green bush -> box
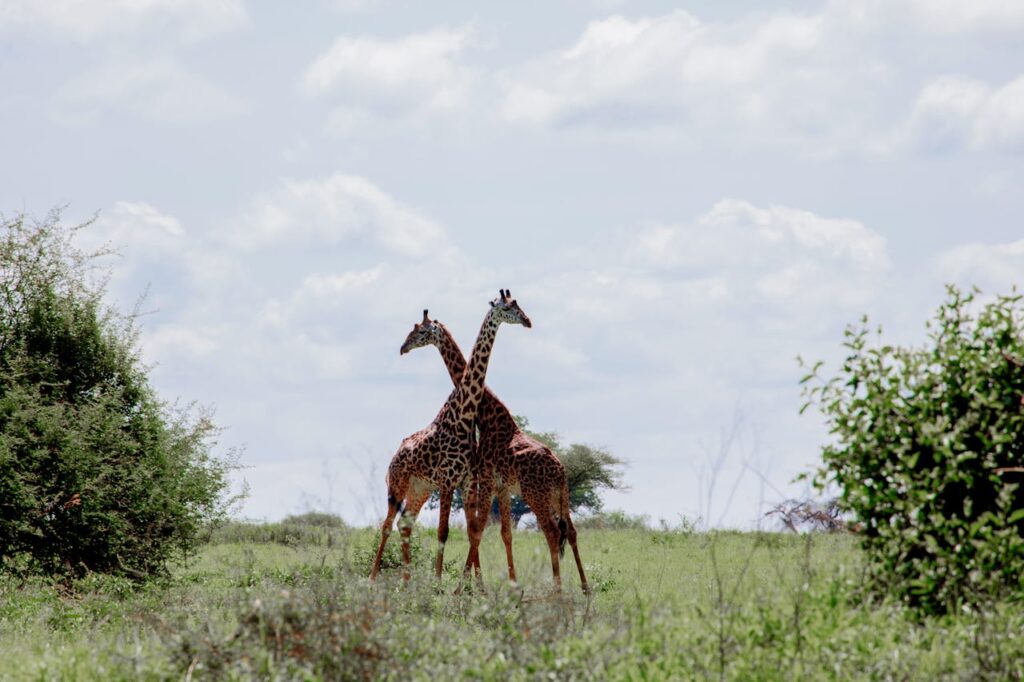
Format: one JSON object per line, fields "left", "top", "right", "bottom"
{"left": 282, "top": 511, "right": 346, "bottom": 528}
{"left": 207, "top": 519, "right": 346, "bottom": 547}
{"left": 801, "top": 286, "right": 1024, "bottom": 613}
{"left": 352, "top": 525, "right": 427, "bottom": 575}
{"left": 0, "top": 210, "right": 235, "bottom": 580}
{"left": 574, "top": 510, "right": 651, "bottom": 530}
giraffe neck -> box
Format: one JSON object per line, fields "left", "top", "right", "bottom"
{"left": 437, "top": 321, "right": 520, "bottom": 434}
{"left": 435, "top": 322, "right": 467, "bottom": 385}
{"left": 454, "top": 310, "right": 500, "bottom": 424}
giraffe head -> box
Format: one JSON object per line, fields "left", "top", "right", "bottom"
{"left": 400, "top": 309, "right": 445, "bottom": 355}
{"left": 489, "top": 288, "right": 532, "bottom": 328}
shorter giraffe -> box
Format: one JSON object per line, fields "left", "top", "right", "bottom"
{"left": 370, "top": 291, "right": 531, "bottom": 583}
{"left": 401, "top": 310, "right": 589, "bottom": 593}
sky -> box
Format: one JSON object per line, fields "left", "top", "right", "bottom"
{"left": 2, "top": 0, "right": 1023, "bottom": 528}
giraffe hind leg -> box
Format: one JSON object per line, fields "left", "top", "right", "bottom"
{"left": 434, "top": 488, "right": 453, "bottom": 580}
{"left": 563, "top": 514, "right": 588, "bottom": 595}
{"left": 524, "top": 492, "right": 561, "bottom": 591}
{"left": 370, "top": 482, "right": 408, "bottom": 581}
{"left": 556, "top": 482, "right": 588, "bottom": 594}
{"left": 398, "top": 488, "right": 431, "bottom": 582}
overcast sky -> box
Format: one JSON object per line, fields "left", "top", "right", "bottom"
{"left": 2, "top": 0, "right": 1023, "bottom": 527}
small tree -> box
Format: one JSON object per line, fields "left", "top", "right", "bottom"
{"left": 801, "top": 286, "right": 1024, "bottom": 614}
{"left": 1, "top": 209, "right": 236, "bottom": 580}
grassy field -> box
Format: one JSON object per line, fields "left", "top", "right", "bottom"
{"left": 1, "top": 520, "right": 1023, "bottom": 680}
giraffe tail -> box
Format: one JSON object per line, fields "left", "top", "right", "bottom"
{"left": 556, "top": 481, "right": 571, "bottom": 557}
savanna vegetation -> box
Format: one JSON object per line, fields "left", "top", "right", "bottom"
{"left": 3, "top": 519, "right": 1024, "bottom": 680}
{"left": 2, "top": 210, "right": 1024, "bottom": 679}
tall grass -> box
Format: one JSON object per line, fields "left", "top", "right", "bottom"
{"left": 1, "top": 522, "right": 1022, "bottom": 680}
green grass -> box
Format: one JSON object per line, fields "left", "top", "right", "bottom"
{"left": 1, "top": 523, "right": 1022, "bottom": 680}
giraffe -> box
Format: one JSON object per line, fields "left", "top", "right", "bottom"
{"left": 370, "top": 290, "right": 531, "bottom": 583}
{"left": 400, "top": 310, "right": 589, "bottom": 593}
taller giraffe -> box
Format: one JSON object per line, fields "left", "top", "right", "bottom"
{"left": 401, "top": 311, "right": 589, "bottom": 593}
{"left": 370, "top": 290, "right": 530, "bottom": 582}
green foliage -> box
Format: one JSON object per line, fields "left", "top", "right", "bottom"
{"left": 801, "top": 286, "right": 1024, "bottom": 614}
{"left": 559, "top": 442, "right": 628, "bottom": 513}
{"left": 0, "top": 209, "right": 235, "bottom": 580}
{"left": 351, "top": 525, "right": 428, "bottom": 574}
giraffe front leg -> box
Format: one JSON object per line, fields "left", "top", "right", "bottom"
{"left": 461, "top": 481, "right": 482, "bottom": 580}
{"left": 434, "top": 488, "right": 453, "bottom": 580}
{"left": 460, "top": 499, "right": 477, "bottom": 578}
{"left": 465, "top": 474, "right": 493, "bottom": 583}
{"left": 498, "top": 490, "right": 517, "bottom": 582}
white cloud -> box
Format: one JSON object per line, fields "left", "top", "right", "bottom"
{"left": 0, "top": 0, "right": 247, "bottom": 42}
{"left": 500, "top": 10, "right": 892, "bottom": 154}
{"left": 627, "top": 199, "right": 889, "bottom": 308}
{"left": 836, "top": 0, "right": 1024, "bottom": 35}
{"left": 228, "top": 173, "right": 448, "bottom": 257}
{"left": 144, "top": 324, "right": 223, "bottom": 361}
{"left": 499, "top": 5, "right": 1024, "bottom": 154}
{"left": 54, "top": 59, "right": 246, "bottom": 124}
{"left": 95, "top": 201, "right": 185, "bottom": 249}
{"left": 907, "top": 74, "right": 1024, "bottom": 152}
{"left": 938, "top": 239, "right": 1024, "bottom": 291}
{"left": 301, "top": 27, "right": 477, "bottom": 119}
{"left": 259, "top": 266, "right": 386, "bottom": 328}
{"left": 82, "top": 201, "right": 189, "bottom": 301}
{"left": 975, "top": 77, "right": 1024, "bottom": 150}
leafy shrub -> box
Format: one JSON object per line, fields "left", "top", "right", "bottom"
{"left": 282, "top": 511, "right": 346, "bottom": 528}
{"left": 801, "top": 286, "right": 1024, "bottom": 613}
{"left": 206, "top": 521, "right": 332, "bottom": 547}
{"left": 352, "top": 526, "right": 428, "bottom": 575}
{"left": 0, "top": 210, "right": 235, "bottom": 580}
{"left": 574, "top": 510, "right": 651, "bottom": 530}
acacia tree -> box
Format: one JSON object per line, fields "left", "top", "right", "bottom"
{"left": 0, "top": 209, "right": 236, "bottom": 579}
{"left": 801, "top": 286, "right": 1024, "bottom": 614}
